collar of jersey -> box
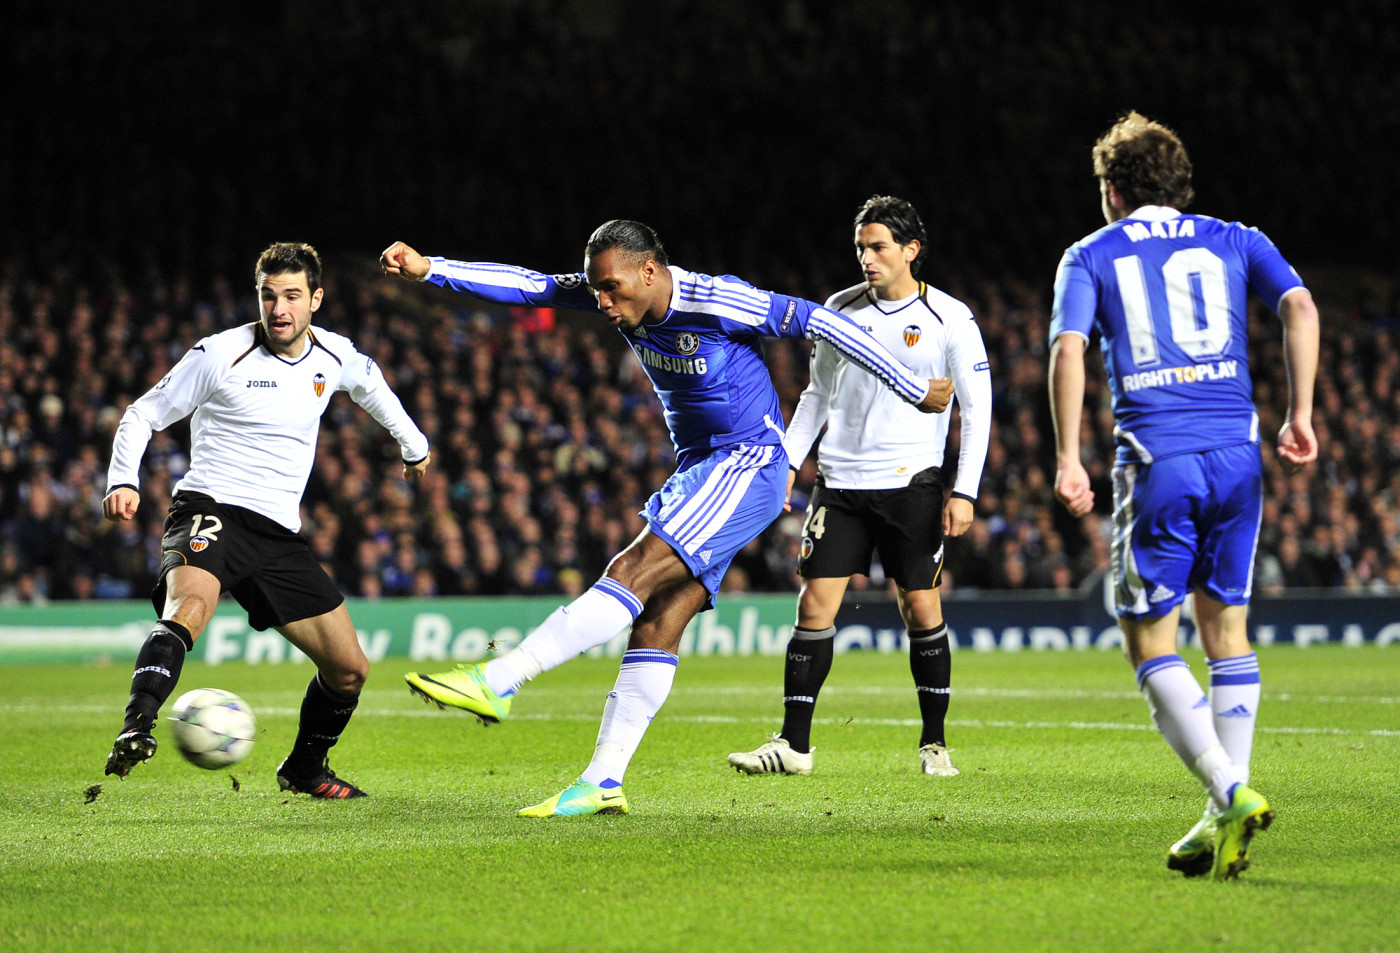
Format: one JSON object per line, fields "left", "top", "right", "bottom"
{"left": 648, "top": 264, "right": 689, "bottom": 327}
{"left": 1125, "top": 205, "right": 1182, "bottom": 222}
{"left": 864, "top": 285, "right": 923, "bottom": 315}
{"left": 258, "top": 324, "right": 319, "bottom": 365}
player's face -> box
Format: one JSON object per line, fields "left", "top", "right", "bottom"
{"left": 258, "top": 270, "right": 323, "bottom": 356}
{"left": 585, "top": 248, "right": 659, "bottom": 330}
{"left": 855, "top": 223, "right": 918, "bottom": 297}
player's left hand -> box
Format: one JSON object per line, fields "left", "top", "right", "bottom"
{"left": 1054, "top": 460, "right": 1094, "bottom": 517}
{"left": 1277, "top": 417, "right": 1317, "bottom": 474}
{"left": 403, "top": 453, "right": 431, "bottom": 480}
{"left": 943, "top": 496, "right": 973, "bottom": 537}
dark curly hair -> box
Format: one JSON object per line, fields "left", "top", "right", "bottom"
{"left": 853, "top": 195, "right": 928, "bottom": 276}
{"left": 1092, "top": 111, "right": 1195, "bottom": 210}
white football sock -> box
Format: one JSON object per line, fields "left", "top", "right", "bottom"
{"left": 1137, "top": 654, "right": 1236, "bottom": 808}
{"left": 1208, "top": 652, "right": 1261, "bottom": 785}
{"left": 483, "top": 578, "right": 643, "bottom": 696}
{"left": 579, "top": 649, "right": 679, "bottom": 786}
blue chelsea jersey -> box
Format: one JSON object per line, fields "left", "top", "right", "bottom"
{"left": 1050, "top": 207, "right": 1305, "bottom": 464}
{"left": 427, "top": 260, "right": 927, "bottom": 470}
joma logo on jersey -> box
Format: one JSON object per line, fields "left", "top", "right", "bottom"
{"left": 313, "top": 372, "right": 327, "bottom": 397}
{"left": 246, "top": 380, "right": 278, "bottom": 388}
{"left": 903, "top": 325, "right": 922, "bottom": 347}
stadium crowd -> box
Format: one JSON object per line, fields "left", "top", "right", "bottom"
{"left": 1, "top": 252, "right": 1397, "bottom": 605}
{"left": 5, "top": 1, "right": 1395, "bottom": 604}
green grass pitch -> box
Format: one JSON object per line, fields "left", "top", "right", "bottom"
{"left": 2, "top": 645, "right": 1396, "bottom": 953}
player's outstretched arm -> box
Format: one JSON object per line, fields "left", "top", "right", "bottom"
{"left": 1277, "top": 288, "right": 1320, "bottom": 473}
{"left": 380, "top": 241, "right": 432, "bottom": 281}
{"left": 1049, "top": 333, "right": 1094, "bottom": 517}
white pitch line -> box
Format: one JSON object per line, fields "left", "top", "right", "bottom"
{"left": 14, "top": 702, "right": 1394, "bottom": 738}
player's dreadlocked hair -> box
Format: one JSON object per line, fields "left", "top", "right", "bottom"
{"left": 854, "top": 195, "right": 928, "bottom": 276}
{"left": 255, "top": 242, "right": 323, "bottom": 293}
{"left": 585, "top": 220, "right": 669, "bottom": 267}
{"left": 1092, "top": 111, "right": 1195, "bottom": 211}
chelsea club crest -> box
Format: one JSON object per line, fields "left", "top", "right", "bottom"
{"left": 675, "top": 331, "right": 700, "bottom": 355}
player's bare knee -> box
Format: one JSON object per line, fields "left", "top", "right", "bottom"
{"left": 324, "top": 663, "right": 366, "bottom": 696}
{"left": 167, "top": 594, "right": 211, "bottom": 639}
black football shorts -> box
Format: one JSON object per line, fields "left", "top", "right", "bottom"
{"left": 155, "top": 491, "right": 344, "bottom": 631}
{"left": 797, "top": 466, "right": 946, "bottom": 590}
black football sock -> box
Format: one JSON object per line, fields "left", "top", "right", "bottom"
{"left": 909, "top": 624, "right": 952, "bottom": 748}
{"left": 779, "top": 625, "right": 835, "bottom": 753}
{"left": 122, "top": 620, "right": 194, "bottom": 735}
{"left": 285, "top": 673, "right": 360, "bottom": 773}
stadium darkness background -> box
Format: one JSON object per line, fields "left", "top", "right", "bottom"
{"left": 6, "top": 0, "right": 1395, "bottom": 285}
{"left": 3, "top": 0, "right": 1398, "bottom": 602}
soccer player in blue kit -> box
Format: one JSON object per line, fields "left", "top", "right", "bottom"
{"left": 381, "top": 223, "right": 953, "bottom": 815}
{"left": 1049, "top": 112, "right": 1319, "bottom": 880}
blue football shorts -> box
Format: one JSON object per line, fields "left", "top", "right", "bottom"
{"left": 641, "top": 442, "right": 788, "bottom": 608}
{"left": 1110, "top": 442, "right": 1263, "bottom": 619}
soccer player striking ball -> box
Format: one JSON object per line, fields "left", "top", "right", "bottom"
{"left": 1049, "top": 112, "right": 1319, "bottom": 879}
{"left": 381, "top": 222, "right": 953, "bottom": 816}
{"left": 103, "top": 243, "right": 431, "bottom": 798}
{"left": 728, "top": 196, "right": 991, "bottom": 778}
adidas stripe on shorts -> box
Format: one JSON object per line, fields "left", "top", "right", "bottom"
{"left": 641, "top": 443, "right": 788, "bottom": 607}
{"left": 1110, "top": 443, "right": 1262, "bottom": 619}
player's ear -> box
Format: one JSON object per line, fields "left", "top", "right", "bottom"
{"left": 310, "top": 287, "right": 324, "bottom": 312}
{"left": 904, "top": 240, "right": 921, "bottom": 264}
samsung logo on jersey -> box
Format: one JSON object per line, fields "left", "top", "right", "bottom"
{"left": 633, "top": 344, "right": 708, "bottom": 376}
{"left": 1122, "top": 218, "right": 1195, "bottom": 242}
{"left": 246, "top": 380, "right": 278, "bottom": 388}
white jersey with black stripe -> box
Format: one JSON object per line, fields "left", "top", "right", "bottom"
{"left": 106, "top": 322, "right": 429, "bottom": 532}
{"left": 783, "top": 282, "right": 992, "bottom": 496}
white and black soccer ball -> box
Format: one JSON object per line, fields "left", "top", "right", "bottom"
{"left": 168, "top": 688, "right": 256, "bottom": 769}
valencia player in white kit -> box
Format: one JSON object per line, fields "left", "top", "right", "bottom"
{"left": 729, "top": 196, "right": 992, "bottom": 779}
{"left": 102, "top": 242, "right": 430, "bottom": 797}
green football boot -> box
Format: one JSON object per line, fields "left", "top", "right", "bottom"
{"left": 1166, "top": 802, "right": 1218, "bottom": 878}
{"left": 1212, "top": 784, "right": 1275, "bottom": 881}
{"left": 404, "top": 664, "right": 512, "bottom": 724}
{"left": 518, "top": 779, "right": 630, "bottom": 817}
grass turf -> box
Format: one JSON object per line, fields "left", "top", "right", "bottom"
{"left": 1, "top": 645, "right": 1396, "bottom": 953}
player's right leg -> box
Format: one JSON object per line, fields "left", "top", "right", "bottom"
{"left": 406, "top": 574, "right": 652, "bottom": 722}
{"left": 405, "top": 576, "right": 644, "bottom": 722}
{"left": 106, "top": 563, "right": 221, "bottom": 778}
{"left": 732, "top": 485, "right": 866, "bottom": 775}
{"left": 729, "top": 573, "right": 844, "bottom": 774}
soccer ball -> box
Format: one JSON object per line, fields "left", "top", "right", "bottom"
{"left": 168, "top": 688, "right": 256, "bottom": 769}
